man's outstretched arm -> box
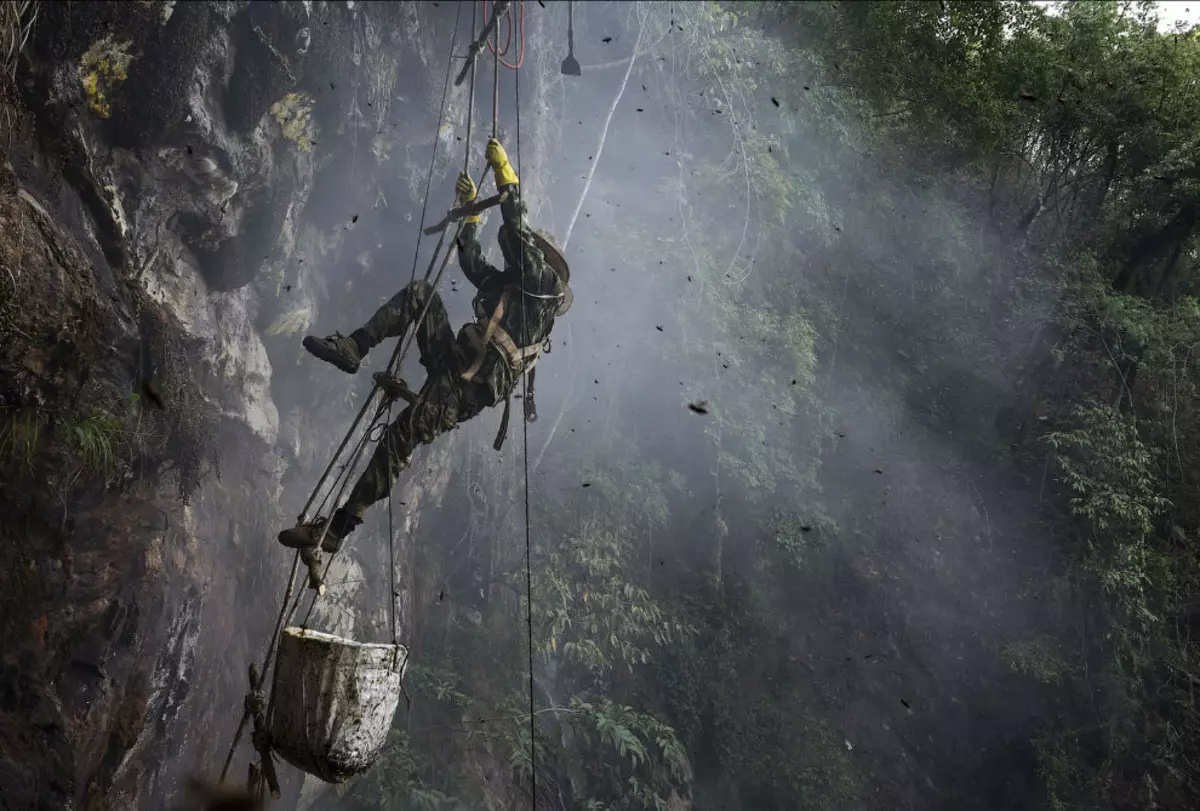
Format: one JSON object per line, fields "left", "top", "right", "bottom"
{"left": 454, "top": 172, "right": 502, "bottom": 290}
{"left": 487, "top": 138, "right": 526, "bottom": 230}
{"left": 485, "top": 139, "right": 559, "bottom": 291}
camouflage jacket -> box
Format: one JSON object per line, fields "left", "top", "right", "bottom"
{"left": 455, "top": 184, "right": 560, "bottom": 399}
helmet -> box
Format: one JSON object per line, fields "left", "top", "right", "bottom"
{"left": 528, "top": 229, "right": 573, "bottom": 316}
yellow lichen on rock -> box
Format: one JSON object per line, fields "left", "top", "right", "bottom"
{"left": 270, "top": 92, "right": 314, "bottom": 153}
{"left": 78, "top": 35, "right": 134, "bottom": 119}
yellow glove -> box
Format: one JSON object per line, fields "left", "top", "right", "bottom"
{"left": 456, "top": 172, "right": 481, "bottom": 224}
{"left": 455, "top": 171, "right": 477, "bottom": 202}
{"left": 486, "top": 137, "right": 519, "bottom": 188}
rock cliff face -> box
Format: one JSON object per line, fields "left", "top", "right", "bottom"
{"left": 0, "top": 1, "right": 505, "bottom": 807}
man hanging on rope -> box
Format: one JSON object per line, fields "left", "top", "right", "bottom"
{"left": 277, "top": 137, "right": 572, "bottom": 553}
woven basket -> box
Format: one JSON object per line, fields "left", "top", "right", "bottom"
{"left": 269, "top": 627, "right": 407, "bottom": 783}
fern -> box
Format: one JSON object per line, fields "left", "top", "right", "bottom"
{"left": 566, "top": 696, "right": 693, "bottom": 801}
{"left": 63, "top": 409, "right": 123, "bottom": 478}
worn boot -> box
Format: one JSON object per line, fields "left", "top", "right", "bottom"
{"left": 277, "top": 508, "right": 363, "bottom": 554}
{"left": 302, "top": 332, "right": 366, "bottom": 374}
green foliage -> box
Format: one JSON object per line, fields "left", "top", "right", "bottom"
{"left": 1002, "top": 636, "right": 1071, "bottom": 686}
{"left": 337, "top": 3, "right": 1200, "bottom": 809}
{"left": 1046, "top": 404, "right": 1170, "bottom": 626}
{"left": 336, "top": 727, "right": 458, "bottom": 811}
{"left": 584, "top": 462, "right": 683, "bottom": 534}
{"left": 535, "top": 526, "right": 690, "bottom": 674}
{"left": 779, "top": 2, "right": 1200, "bottom": 809}
{"left": 1033, "top": 730, "right": 1114, "bottom": 811}
{"left": 0, "top": 407, "right": 40, "bottom": 472}
{"left": 656, "top": 608, "right": 861, "bottom": 811}
{"left": 2, "top": 404, "right": 130, "bottom": 483}
{"left": 62, "top": 408, "right": 124, "bottom": 479}
{"left": 561, "top": 697, "right": 691, "bottom": 810}
{"left": 340, "top": 450, "right": 696, "bottom": 811}
{"left": 407, "top": 663, "right": 471, "bottom": 709}
{"left": 752, "top": 713, "right": 859, "bottom": 811}
{"left": 766, "top": 509, "right": 838, "bottom": 573}
{"left": 1046, "top": 404, "right": 1167, "bottom": 538}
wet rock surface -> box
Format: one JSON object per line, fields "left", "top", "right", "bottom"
{"left": 0, "top": 1, "right": 469, "bottom": 808}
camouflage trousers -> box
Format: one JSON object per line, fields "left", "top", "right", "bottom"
{"left": 341, "top": 281, "right": 492, "bottom": 517}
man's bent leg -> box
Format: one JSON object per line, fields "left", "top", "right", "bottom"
{"left": 302, "top": 281, "right": 453, "bottom": 374}
{"left": 276, "top": 403, "right": 417, "bottom": 553}
{"left": 277, "top": 373, "right": 466, "bottom": 553}
{"left": 337, "top": 408, "right": 419, "bottom": 525}
{"left": 356, "top": 281, "right": 455, "bottom": 371}
{"left": 325, "top": 377, "right": 467, "bottom": 551}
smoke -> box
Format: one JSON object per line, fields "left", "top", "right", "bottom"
{"left": 260, "top": 1, "right": 1071, "bottom": 808}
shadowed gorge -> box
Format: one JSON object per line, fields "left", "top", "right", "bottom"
{"left": 1, "top": 1, "right": 1200, "bottom": 810}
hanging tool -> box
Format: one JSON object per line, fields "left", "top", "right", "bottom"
{"left": 455, "top": 0, "right": 511, "bottom": 87}
{"left": 422, "top": 190, "right": 509, "bottom": 236}
{"left": 561, "top": 0, "right": 581, "bottom": 76}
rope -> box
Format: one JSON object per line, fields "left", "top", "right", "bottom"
{"left": 483, "top": 0, "right": 525, "bottom": 70}
{"left": 410, "top": 1, "right": 464, "bottom": 283}
{"left": 386, "top": 398, "right": 398, "bottom": 642}
{"left": 491, "top": 11, "right": 500, "bottom": 139}
{"left": 216, "top": 6, "right": 478, "bottom": 784}
{"left": 513, "top": 43, "right": 538, "bottom": 811}
{"left": 217, "top": 551, "right": 302, "bottom": 782}
{"left": 425, "top": 0, "right": 479, "bottom": 294}
{"left": 464, "top": 2, "right": 478, "bottom": 175}
{"left": 391, "top": 0, "right": 473, "bottom": 654}
{"left": 225, "top": 216, "right": 459, "bottom": 792}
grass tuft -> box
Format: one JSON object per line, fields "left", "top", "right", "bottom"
{"left": 63, "top": 408, "right": 123, "bottom": 478}
{"left": 0, "top": 407, "right": 40, "bottom": 471}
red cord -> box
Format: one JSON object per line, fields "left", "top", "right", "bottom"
{"left": 483, "top": 0, "right": 525, "bottom": 70}
{"left": 485, "top": 0, "right": 512, "bottom": 57}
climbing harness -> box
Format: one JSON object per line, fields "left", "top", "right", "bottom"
{"left": 214, "top": 0, "right": 548, "bottom": 801}
{"left": 460, "top": 284, "right": 553, "bottom": 451}
{"left": 461, "top": 288, "right": 546, "bottom": 383}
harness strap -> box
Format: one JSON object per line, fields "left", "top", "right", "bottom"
{"left": 461, "top": 286, "right": 545, "bottom": 383}
{"left": 491, "top": 320, "right": 544, "bottom": 372}
{"left": 461, "top": 288, "right": 513, "bottom": 383}
{"left": 494, "top": 394, "right": 512, "bottom": 451}
{"left": 460, "top": 286, "right": 550, "bottom": 450}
